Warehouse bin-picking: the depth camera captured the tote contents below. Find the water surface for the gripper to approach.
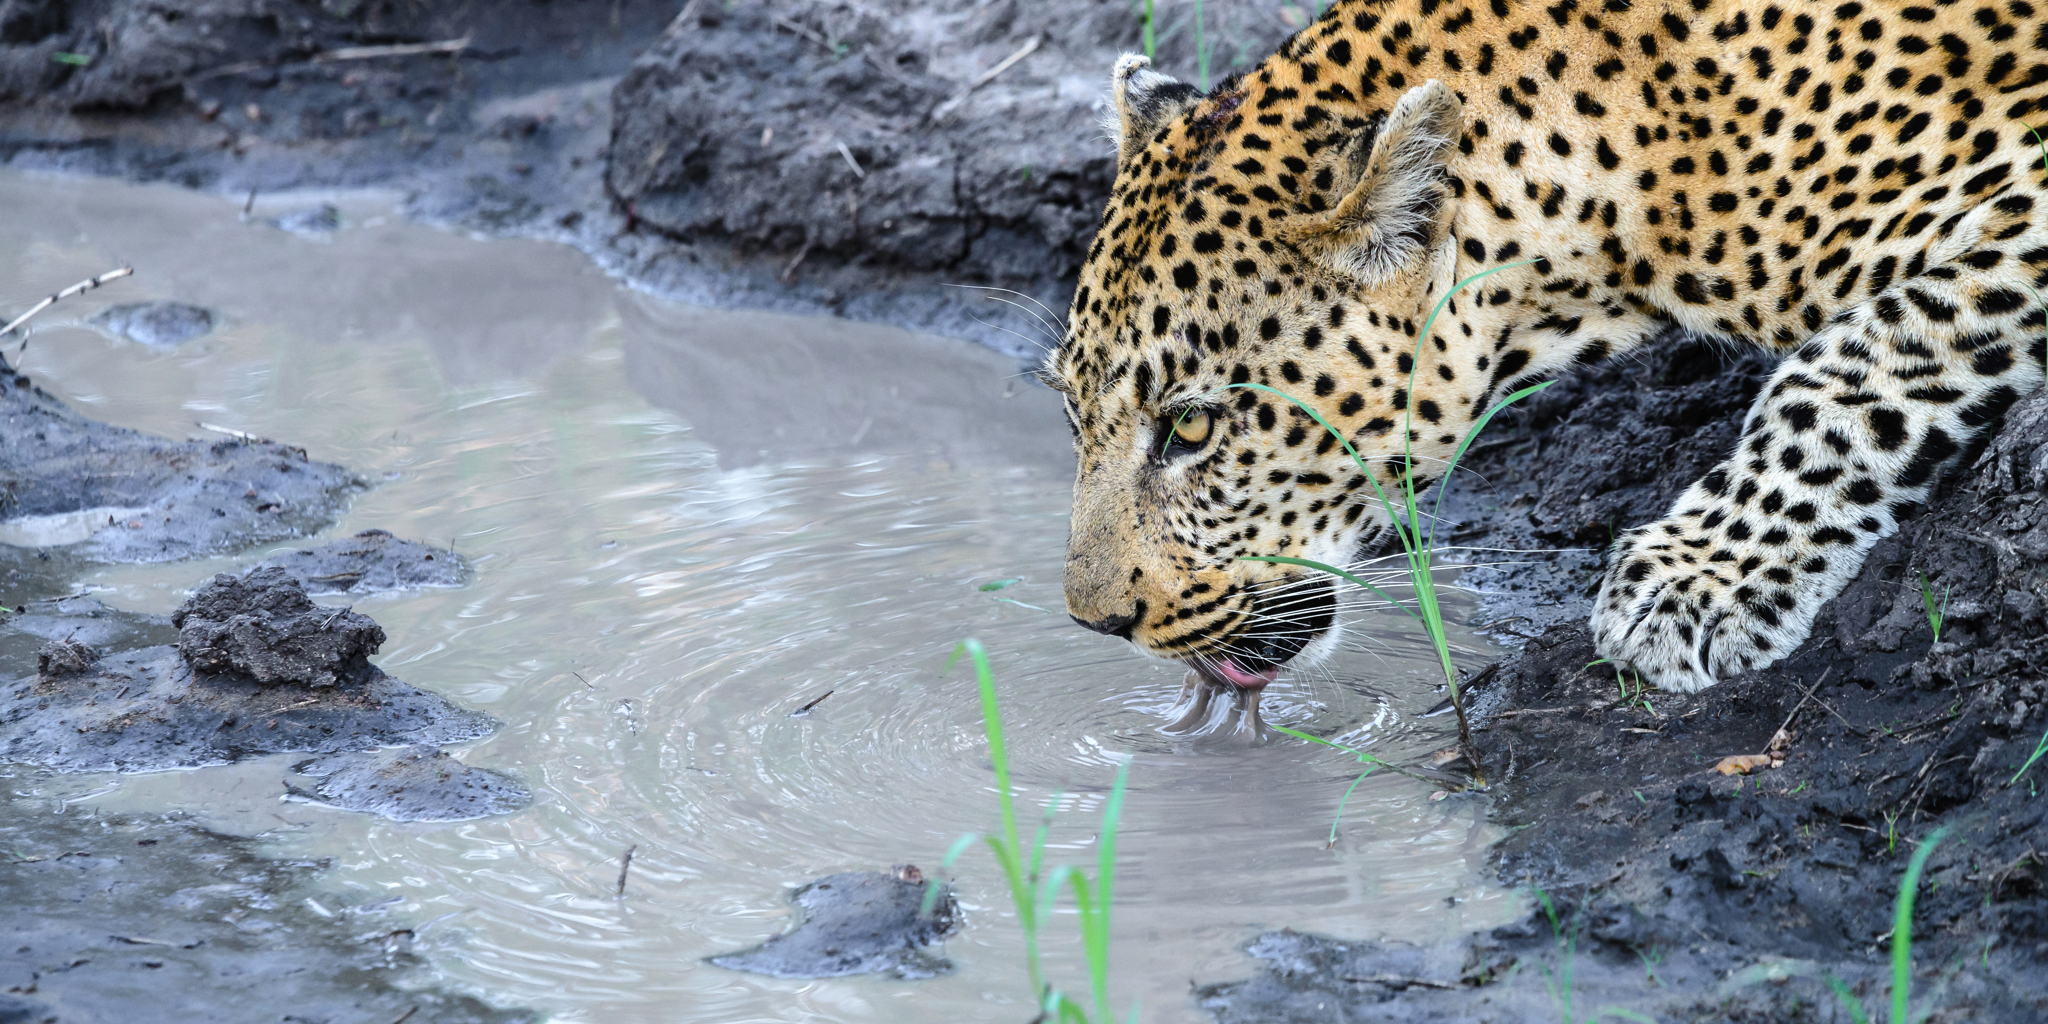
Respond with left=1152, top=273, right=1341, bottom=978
left=2, top=170, right=1516, bottom=1023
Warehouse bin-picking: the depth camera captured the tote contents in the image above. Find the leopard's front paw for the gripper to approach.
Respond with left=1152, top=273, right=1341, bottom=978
left=1589, top=521, right=1813, bottom=693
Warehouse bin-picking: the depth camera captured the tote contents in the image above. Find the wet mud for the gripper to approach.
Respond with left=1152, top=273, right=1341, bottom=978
left=285, top=745, right=532, bottom=823
left=0, top=789, right=536, bottom=1024
left=1, top=569, right=498, bottom=774
left=88, top=301, right=214, bottom=348
left=1, top=355, right=363, bottom=563
left=2, top=361, right=529, bottom=1015
left=709, top=868, right=959, bottom=981
left=253, top=529, right=469, bottom=594
left=1203, top=350, right=2048, bottom=1021
left=0, top=0, right=1304, bottom=353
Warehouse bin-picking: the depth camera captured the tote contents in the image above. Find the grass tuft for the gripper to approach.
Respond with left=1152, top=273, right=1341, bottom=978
left=1916, top=571, right=1948, bottom=644
left=933, top=640, right=1135, bottom=1023
left=1224, top=260, right=1547, bottom=788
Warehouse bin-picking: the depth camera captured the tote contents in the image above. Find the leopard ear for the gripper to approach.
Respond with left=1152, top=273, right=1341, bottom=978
left=1107, top=54, right=1202, bottom=166
left=1290, top=81, right=1463, bottom=285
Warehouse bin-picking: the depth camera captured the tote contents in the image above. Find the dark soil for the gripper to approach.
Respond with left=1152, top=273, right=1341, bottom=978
left=0, top=569, right=499, bottom=774
left=1201, top=347, right=2048, bottom=1022
left=173, top=567, right=384, bottom=687
left=286, top=745, right=532, bottom=823
left=0, top=786, right=535, bottom=1024
left=0, top=0, right=1306, bottom=353
left=253, top=528, right=470, bottom=593
left=1, top=354, right=364, bottom=563
left=88, top=300, right=214, bottom=348
left=708, top=867, right=959, bottom=981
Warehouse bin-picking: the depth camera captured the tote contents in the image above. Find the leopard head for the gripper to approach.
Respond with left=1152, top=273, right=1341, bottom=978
left=1048, top=56, right=1493, bottom=692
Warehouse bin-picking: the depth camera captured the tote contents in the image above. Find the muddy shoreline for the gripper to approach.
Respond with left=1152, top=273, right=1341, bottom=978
left=0, top=0, right=1304, bottom=357
left=2, top=351, right=537, bottom=1021
left=1202, top=344, right=2048, bottom=1022
left=3, top=2, right=2046, bottom=1022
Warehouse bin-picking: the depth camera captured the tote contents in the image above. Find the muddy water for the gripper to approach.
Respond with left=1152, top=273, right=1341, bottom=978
left=2, top=171, right=1517, bottom=1023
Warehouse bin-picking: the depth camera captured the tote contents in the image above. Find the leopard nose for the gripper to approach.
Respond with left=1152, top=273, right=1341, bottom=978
left=1071, top=611, right=1138, bottom=639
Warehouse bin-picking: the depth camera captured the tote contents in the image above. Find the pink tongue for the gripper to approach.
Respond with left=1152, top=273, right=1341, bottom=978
left=1212, top=658, right=1280, bottom=689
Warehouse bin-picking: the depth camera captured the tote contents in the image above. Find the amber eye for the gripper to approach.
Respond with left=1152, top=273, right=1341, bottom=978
left=1165, top=408, right=1213, bottom=454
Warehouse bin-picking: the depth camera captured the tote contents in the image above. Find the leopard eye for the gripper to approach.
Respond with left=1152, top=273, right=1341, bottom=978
left=1163, top=408, right=1214, bottom=458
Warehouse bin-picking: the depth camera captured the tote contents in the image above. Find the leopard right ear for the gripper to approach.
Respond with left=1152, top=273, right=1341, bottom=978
left=1107, top=54, right=1202, bottom=165
left=1288, top=80, right=1463, bottom=286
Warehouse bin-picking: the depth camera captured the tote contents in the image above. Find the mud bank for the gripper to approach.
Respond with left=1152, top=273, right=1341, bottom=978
left=1, top=355, right=363, bottom=562
left=1203, top=349, right=2048, bottom=1022
left=0, top=787, right=536, bottom=1024
left=0, top=0, right=1304, bottom=354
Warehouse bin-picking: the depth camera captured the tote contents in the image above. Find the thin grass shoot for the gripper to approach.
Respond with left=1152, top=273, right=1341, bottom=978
left=1916, top=571, right=1949, bottom=644
left=1224, top=260, right=1546, bottom=786
left=931, top=640, right=1134, bottom=1022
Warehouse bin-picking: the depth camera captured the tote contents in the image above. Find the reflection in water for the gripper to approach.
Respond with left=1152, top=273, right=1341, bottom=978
left=2, top=171, right=1517, bottom=1024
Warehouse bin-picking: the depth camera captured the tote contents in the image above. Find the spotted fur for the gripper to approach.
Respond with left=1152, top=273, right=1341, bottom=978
left=1049, top=0, right=2048, bottom=693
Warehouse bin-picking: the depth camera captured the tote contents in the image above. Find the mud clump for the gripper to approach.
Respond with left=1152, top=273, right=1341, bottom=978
left=254, top=528, right=470, bottom=594
left=90, top=300, right=214, bottom=347
left=33, top=636, right=96, bottom=678
left=172, top=567, right=383, bottom=688
left=1, top=357, right=364, bottom=563
left=710, top=867, right=958, bottom=980
left=1, top=570, right=494, bottom=774
left=287, top=745, right=531, bottom=823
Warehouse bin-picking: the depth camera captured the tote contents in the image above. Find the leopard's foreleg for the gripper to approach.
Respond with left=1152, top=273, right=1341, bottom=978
left=1591, top=271, right=2046, bottom=692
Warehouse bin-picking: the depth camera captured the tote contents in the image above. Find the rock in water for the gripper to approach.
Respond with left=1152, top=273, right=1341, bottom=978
left=172, top=567, right=384, bottom=687
left=90, top=301, right=214, bottom=347
left=287, top=746, right=531, bottom=822
left=34, top=637, right=98, bottom=678
left=709, top=868, right=958, bottom=979
left=252, top=529, right=469, bottom=593
left=0, top=567, right=496, bottom=773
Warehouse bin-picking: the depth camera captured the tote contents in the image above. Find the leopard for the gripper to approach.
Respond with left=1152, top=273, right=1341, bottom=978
left=1043, top=0, right=2048, bottom=716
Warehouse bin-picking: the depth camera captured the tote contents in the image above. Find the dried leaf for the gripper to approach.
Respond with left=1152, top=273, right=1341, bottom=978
left=1429, top=745, right=1465, bottom=767
left=1713, top=753, right=1775, bottom=776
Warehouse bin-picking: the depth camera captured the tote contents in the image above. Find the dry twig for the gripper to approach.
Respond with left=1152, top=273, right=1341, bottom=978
left=615, top=845, right=638, bottom=897
left=930, top=35, right=1041, bottom=121
left=4, top=267, right=134, bottom=355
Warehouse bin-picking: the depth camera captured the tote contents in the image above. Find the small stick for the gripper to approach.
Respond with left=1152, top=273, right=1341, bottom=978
left=793, top=689, right=835, bottom=715
left=389, top=1008, right=419, bottom=1024
left=929, top=35, right=1041, bottom=121
left=1768, top=667, right=1832, bottom=752
left=315, top=37, right=471, bottom=63
left=192, top=37, right=471, bottom=82
left=196, top=421, right=265, bottom=442
left=615, top=845, right=637, bottom=897
left=834, top=141, right=865, bottom=179
left=4, top=267, right=134, bottom=354
left=242, top=188, right=257, bottom=217
left=573, top=671, right=593, bottom=689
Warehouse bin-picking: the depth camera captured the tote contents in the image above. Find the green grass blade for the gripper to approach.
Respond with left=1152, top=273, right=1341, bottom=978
left=1088, top=759, right=1131, bottom=1022
left=920, top=832, right=981, bottom=916
left=1891, top=825, right=1952, bottom=1024
left=1327, top=769, right=1377, bottom=846
left=1425, top=379, right=1555, bottom=550
left=953, top=641, right=1022, bottom=879
left=2011, top=727, right=2048, bottom=786
left=1404, top=260, right=1540, bottom=549
left=1823, top=975, right=1873, bottom=1024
